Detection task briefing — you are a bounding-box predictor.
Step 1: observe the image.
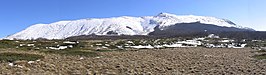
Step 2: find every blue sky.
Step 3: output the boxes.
[0,0,265,38]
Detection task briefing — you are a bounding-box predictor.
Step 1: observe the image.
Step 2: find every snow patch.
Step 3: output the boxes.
[6,13,249,40]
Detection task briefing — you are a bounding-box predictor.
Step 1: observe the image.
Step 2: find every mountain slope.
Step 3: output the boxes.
[6,13,253,40]
[149,22,254,36]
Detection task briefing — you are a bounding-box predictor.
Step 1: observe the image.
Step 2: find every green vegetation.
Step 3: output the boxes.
[256,50,266,53]
[96,49,114,52]
[0,52,44,62]
[253,54,266,59]
[42,50,98,57]
[0,40,18,48]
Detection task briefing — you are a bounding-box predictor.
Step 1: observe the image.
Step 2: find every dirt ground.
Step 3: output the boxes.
[0,48,266,75]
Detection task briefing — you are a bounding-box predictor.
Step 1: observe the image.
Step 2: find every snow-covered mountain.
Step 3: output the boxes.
[6,13,253,40]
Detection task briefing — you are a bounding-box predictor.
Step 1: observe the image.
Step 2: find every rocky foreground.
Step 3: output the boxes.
[0,48,266,75]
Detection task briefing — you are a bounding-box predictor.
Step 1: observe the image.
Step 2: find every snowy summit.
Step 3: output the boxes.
[6,13,251,40]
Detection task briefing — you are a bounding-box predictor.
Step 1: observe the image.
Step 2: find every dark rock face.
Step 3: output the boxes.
[106,31,118,35]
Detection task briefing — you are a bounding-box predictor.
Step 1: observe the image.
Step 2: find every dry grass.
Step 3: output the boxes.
[0,48,265,74]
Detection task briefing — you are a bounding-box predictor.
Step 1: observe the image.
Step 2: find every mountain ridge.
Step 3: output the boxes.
[6,13,253,40]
